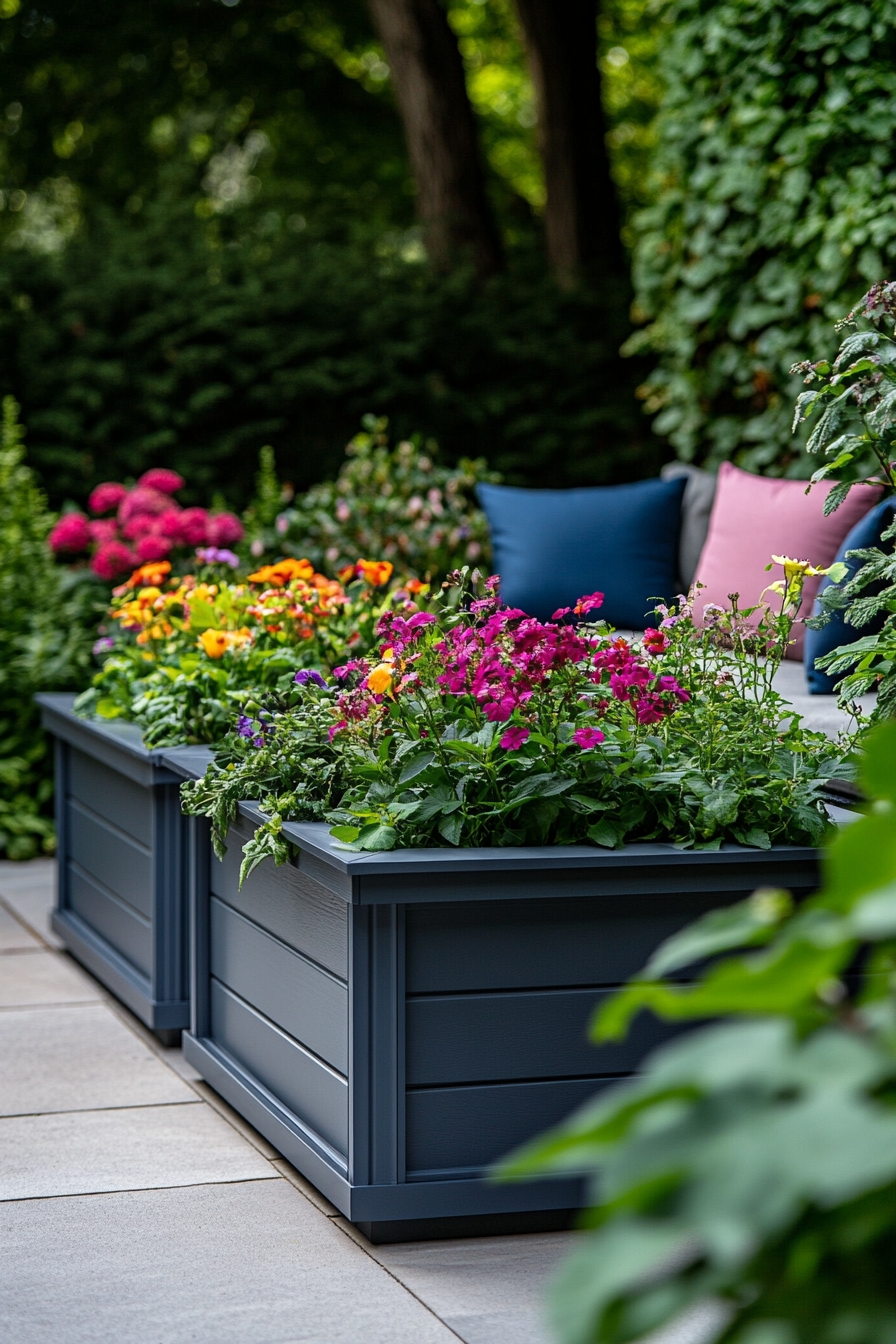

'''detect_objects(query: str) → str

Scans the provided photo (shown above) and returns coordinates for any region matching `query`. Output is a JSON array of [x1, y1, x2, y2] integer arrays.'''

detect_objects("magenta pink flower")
[[178, 507, 210, 546], [573, 726, 605, 749], [135, 534, 173, 562], [642, 628, 669, 655], [206, 512, 244, 547], [499, 726, 530, 750], [88, 482, 128, 515], [154, 508, 185, 540], [137, 468, 185, 495], [118, 487, 170, 523], [91, 540, 136, 580], [121, 514, 156, 541], [328, 720, 348, 742], [87, 519, 118, 545], [48, 512, 90, 553]]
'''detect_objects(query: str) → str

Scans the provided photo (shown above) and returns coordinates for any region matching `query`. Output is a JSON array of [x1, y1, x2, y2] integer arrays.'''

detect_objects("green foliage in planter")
[[0, 397, 96, 858], [503, 719, 896, 1344], [628, 0, 896, 476], [267, 416, 499, 579], [181, 570, 850, 881]]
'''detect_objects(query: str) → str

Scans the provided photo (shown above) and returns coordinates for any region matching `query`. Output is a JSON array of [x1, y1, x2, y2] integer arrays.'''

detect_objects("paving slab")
[[0, 949, 102, 1008], [0, 858, 60, 948], [367, 1230, 575, 1344], [0, 1102, 278, 1200], [0, 1005, 195, 1116], [0, 1180, 460, 1344], [0, 904, 41, 952]]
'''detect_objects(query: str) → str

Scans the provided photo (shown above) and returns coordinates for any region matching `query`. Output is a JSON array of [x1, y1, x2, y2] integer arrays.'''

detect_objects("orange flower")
[[366, 665, 393, 694], [113, 561, 172, 596], [337, 563, 356, 584], [357, 560, 394, 588], [404, 578, 428, 594], [198, 627, 253, 659], [247, 558, 314, 587]]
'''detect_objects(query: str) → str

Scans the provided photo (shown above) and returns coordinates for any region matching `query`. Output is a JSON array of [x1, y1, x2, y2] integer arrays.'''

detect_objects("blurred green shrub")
[[628, 0, 896, 476], [266, 416, 499, 579], [0, 397, 98, 859], [0, 211, 652, 510]]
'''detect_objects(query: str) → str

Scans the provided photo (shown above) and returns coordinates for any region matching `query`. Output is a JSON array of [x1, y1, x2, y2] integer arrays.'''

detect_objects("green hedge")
[[628, 0, 896, 475], [0, 212, 654, 508]]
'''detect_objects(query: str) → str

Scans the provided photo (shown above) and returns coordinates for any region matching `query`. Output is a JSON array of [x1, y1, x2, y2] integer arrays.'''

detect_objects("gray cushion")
[[661, 461, 717, 589]]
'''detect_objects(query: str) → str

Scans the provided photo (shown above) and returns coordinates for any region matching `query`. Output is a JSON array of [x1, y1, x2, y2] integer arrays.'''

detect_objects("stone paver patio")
[[0, 859, 573, 1344]]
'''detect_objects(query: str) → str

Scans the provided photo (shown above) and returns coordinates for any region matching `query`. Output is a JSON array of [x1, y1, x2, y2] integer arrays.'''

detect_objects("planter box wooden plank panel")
[[210, 896, 348, 1072], [68, 863, 152, 977], [174, 808, 822, 1239], [38, 694, 200, 1034], [406, 1077, 605, 1177], [209, 978, 348, 1156], [406, 987, 680, 1086], [67, 799, 153, 919], [211, 819, 348, 980], [405, 892, 742, 995], [68, 747, 152, 847]]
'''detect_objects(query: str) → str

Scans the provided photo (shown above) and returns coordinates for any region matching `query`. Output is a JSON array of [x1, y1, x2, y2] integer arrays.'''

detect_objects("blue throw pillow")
[[805, 497, 896, 694], [477, 478, 686, 628]]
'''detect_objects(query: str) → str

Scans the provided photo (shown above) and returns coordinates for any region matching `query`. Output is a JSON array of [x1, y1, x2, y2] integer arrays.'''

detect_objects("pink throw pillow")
[[693, 463, 882, 660]]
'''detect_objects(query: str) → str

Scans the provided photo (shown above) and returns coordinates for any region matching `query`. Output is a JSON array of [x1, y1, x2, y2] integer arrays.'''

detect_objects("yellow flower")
[[367, 664, 393, 695], [357, 559, 394, 588], [198, 627, 253, 659], [766, 555, 837, 608]]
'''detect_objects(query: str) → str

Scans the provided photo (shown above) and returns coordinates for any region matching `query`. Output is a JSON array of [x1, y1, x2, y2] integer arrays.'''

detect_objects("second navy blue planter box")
[[165, 746, 820, 1242], [37, 694, 208, 1036]]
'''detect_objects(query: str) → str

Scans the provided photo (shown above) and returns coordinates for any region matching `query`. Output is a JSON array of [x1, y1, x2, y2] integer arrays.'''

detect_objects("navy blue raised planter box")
[[164, 747, 819, 1241], [37, 694, 209, 1037]]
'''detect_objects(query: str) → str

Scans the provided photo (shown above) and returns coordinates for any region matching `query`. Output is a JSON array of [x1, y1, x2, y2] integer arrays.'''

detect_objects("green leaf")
[[187, 599, 219, 633], [329, 825, 360, 843], [356, 822, 397, 851], [438, 812, 464, 845], [398, 752, 435, 785], [588, 819, 621, 848]]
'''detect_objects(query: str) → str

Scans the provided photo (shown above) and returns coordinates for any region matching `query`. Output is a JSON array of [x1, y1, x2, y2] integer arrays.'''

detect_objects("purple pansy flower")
[[93, 637, 115, 656], [295, 669, 328, 689]]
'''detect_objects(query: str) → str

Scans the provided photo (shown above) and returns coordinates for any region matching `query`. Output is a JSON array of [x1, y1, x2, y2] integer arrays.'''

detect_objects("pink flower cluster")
[[591, 638, 689, 725], [48, 469, 244, 580], [433, 595, 596, 749]]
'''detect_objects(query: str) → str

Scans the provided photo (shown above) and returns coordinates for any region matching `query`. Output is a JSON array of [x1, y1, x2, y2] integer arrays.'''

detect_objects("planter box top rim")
[[236, 809, 819, 877], [37, 693, 211, 768]]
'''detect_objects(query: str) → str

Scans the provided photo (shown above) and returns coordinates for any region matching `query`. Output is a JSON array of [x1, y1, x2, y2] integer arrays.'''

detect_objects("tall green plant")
[[502, 722, 896, 1344], [0, 396, 95, 858], [628, 0, 896, 476]]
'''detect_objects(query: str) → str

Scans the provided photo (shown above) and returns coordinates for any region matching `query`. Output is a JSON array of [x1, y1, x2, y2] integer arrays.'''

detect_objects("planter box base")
[[182, 1030, 582, 1240], [53, 907, 189, 1037]]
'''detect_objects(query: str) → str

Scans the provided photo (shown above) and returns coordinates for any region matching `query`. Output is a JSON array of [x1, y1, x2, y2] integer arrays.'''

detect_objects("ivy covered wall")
[[628, 0, 896, 476]]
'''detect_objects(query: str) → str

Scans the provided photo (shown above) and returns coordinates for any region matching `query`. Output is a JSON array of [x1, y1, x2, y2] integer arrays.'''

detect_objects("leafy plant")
[[182, 565, 850, 882], [792, 282, 896, 713], [271, 416, 499, 579], [628, 0, 896, 476], [501, 717, 896, 1344], [0, 396, 96, 858]]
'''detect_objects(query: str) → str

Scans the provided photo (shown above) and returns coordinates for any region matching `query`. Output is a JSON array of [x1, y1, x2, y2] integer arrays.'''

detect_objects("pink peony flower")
[[206, 511, 244, 547], [499, 726, 530, 750], [87, 519, 118, 545], [88, 482, 128, 515], [178, 507, 210, 546], [154, 508, 185, 540], [137, 468, 185, 495], [573, 726, 605, 750], [121, 514, 158, 541], [118, 486, 171, 523], [91, 540, 136, 580], [49, 512, 91, 553], [135, 534, 173, 562]]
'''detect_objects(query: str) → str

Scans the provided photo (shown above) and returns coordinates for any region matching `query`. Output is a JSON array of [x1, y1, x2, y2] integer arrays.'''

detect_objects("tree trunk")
[[513, 0, 622, 286], [367, 0, 503, 278]]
